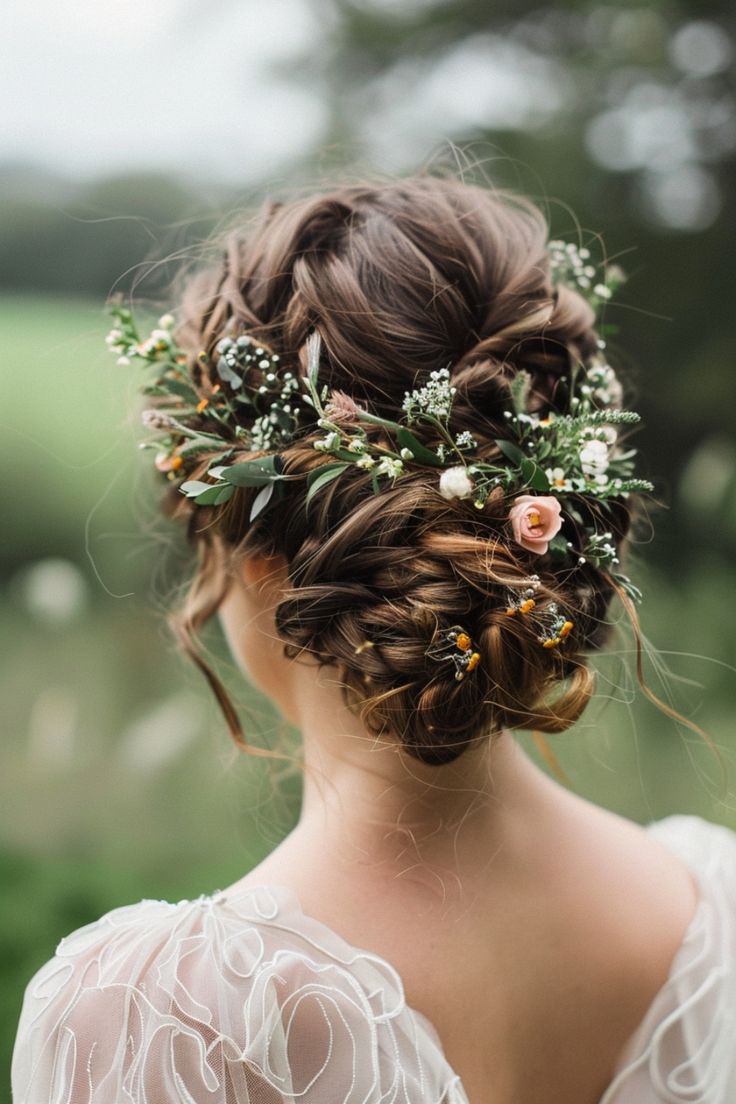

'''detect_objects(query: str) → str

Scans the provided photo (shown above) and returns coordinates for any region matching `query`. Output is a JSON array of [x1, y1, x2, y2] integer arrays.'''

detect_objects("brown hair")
[[153, 173, 716, 771]]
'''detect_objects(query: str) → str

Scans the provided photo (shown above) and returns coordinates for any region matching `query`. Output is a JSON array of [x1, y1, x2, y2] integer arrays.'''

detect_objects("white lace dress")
[[11, 814, 736, 1103]]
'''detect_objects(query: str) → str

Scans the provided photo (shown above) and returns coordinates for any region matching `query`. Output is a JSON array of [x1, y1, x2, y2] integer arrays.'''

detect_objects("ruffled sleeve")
[[11, 885, 466, 1104]]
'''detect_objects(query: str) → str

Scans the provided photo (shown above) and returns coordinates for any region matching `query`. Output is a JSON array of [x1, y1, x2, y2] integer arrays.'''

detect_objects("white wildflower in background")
[[439, 466, 474, 500]]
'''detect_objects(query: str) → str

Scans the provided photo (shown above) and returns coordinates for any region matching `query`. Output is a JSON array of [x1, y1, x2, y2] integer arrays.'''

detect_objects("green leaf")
[[548, 533, 570, 560], [163, 378, 199, 403], [355, 410, 403, 433], [613, 573, 643, 604], [249, 482, 275, 521], [494, 438, 525, 466], [181, 482, 234, 505], [221, 455, 284, 487], [305, 462, 349, 506], [396, 427, 444, 466], [370, 467, 381, 495], [177, 439, 221, 460], [521, 461, 551, 492], [180, 480, 213, 498]]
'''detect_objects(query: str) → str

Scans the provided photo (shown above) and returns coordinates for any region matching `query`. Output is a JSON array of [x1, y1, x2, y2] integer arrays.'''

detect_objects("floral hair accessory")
[[105, 237, 652, 604], [534, 603, 575, 650], [425, 626, 481, 682], [504, 574, 541, 616], [508, 495, 563, 555], [502, 575, 573, 649]]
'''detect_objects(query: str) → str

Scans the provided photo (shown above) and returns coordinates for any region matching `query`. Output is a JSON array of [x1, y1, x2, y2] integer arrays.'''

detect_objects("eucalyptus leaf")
[[249, 482, 275, 521], [191, 483, 233, 506], [222, 455, 284, 487], [180, 480, 214, 498]]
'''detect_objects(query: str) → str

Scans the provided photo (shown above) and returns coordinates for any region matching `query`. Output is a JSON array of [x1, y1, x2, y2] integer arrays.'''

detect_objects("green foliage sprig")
[[105, 240, 654, 600]]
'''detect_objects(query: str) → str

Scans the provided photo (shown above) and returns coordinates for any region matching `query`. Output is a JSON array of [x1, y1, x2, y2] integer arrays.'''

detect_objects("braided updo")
[[162, 175, 644, 766]]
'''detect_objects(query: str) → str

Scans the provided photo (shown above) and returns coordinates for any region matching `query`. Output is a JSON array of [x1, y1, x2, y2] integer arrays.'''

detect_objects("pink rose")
[[508, 495, 563, 554]]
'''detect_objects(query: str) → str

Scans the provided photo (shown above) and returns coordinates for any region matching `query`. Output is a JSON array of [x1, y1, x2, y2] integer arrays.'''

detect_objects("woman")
[[11, 175, 736, 1103]]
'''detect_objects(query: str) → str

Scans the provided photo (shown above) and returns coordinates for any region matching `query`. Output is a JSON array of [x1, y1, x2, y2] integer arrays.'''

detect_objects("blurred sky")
[[4, 0, 327, 182], [4, 1, 734, 233]]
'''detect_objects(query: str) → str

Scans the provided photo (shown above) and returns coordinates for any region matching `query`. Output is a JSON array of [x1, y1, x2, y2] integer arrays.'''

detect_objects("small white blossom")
[[313, 431, 340, 452], [594, 284, 612, 299], [580, 439, 609, 479], [545, 466, 573, 491], [400, 447, 414, 460], [117, 355, 130, 366], [158, 313, 175, 328], [438, 465, 474, 500], [376, 456, 404, 478], [401, 367, 456, 421], [355, 454, 376, 469], [455, 429, 478, 449]]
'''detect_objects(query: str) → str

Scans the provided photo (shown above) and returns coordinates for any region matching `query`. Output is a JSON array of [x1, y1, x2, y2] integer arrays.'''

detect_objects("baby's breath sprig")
[[547, 239, 626, 309]]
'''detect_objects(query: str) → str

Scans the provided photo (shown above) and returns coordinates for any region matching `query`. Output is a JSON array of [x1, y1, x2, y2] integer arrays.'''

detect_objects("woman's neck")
[[289, 661, 570, 896]]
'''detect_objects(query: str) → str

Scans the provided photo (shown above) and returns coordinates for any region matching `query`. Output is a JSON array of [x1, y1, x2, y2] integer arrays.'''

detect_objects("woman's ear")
[[239, 552, 289, 596]]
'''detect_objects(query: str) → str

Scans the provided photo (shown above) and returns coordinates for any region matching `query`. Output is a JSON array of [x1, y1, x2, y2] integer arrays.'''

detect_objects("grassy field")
[[2, 294, 735, 1101]]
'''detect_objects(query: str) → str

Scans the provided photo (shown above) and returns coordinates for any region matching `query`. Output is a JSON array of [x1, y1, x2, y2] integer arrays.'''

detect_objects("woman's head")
[[144, 174, 644, 766]]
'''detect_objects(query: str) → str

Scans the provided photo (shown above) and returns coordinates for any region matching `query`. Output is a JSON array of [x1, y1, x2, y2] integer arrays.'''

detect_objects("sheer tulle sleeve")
[[11, 886, 466, 1104], [600, 815, 736, 1103]]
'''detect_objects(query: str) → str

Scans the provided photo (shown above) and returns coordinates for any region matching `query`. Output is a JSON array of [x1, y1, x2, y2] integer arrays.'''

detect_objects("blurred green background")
[[3, 0, 736, 1097]]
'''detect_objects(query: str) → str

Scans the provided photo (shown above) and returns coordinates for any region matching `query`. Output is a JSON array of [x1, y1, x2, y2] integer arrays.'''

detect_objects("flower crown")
[[105, 240, 652, 606]]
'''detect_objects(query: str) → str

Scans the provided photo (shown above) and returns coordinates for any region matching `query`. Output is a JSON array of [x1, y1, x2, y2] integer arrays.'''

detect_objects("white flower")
[[355, 454, 376, 469], [455, 430, 478, 449], [579, 439, 609, 478], [313, 431, 340, 452], [438, 465, 474, 500], [594, 284, 612, 299], [545, 466, 573, 491], [401, 367, 456, 421], [116, 355, 130, 366], [399, 447, 414, 460], [158, 313, 175, 328], [376, 456, 404, 478]]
